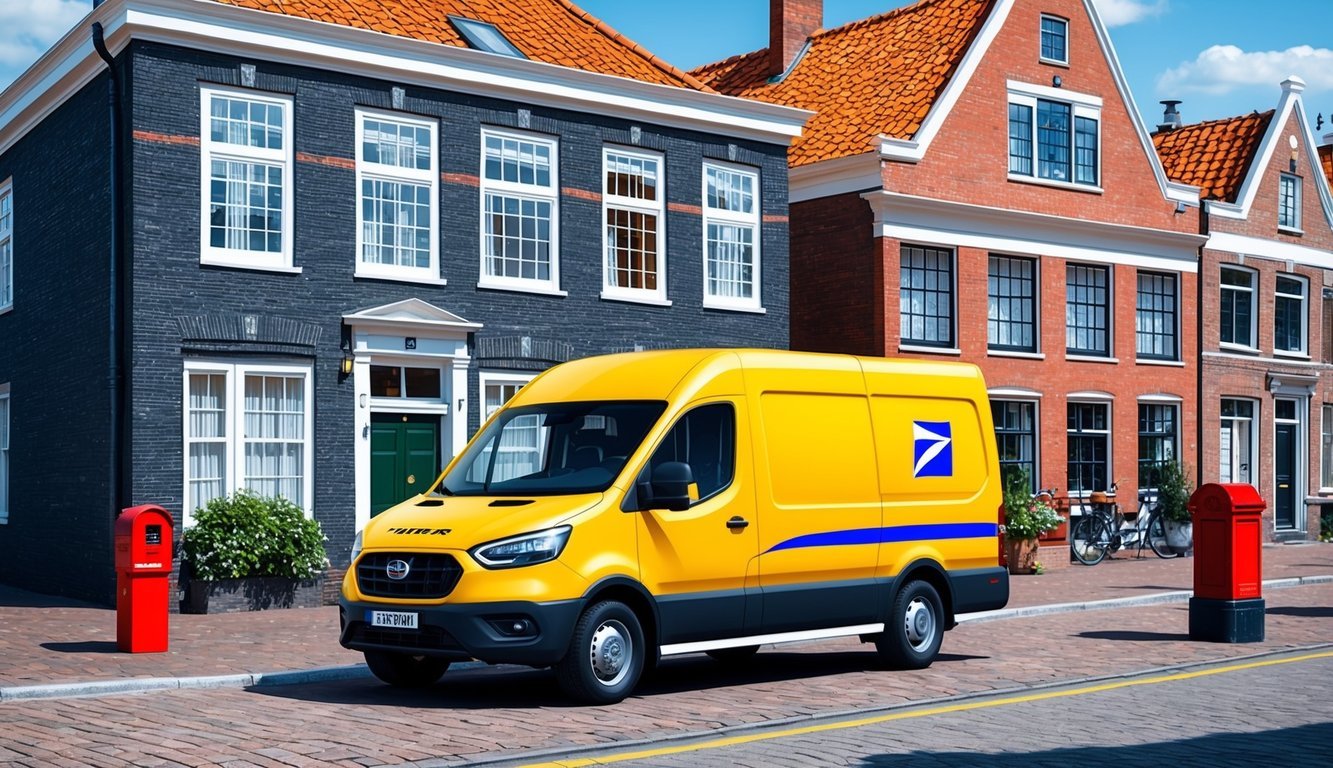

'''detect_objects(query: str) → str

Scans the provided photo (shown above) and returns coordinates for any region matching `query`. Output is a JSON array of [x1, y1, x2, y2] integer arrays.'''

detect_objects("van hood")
[[363, 493, 603, 551]]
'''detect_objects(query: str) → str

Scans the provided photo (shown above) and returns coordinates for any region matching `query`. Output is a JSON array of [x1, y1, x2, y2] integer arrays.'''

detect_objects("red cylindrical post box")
[[114, 505, 173, 653], [1188, 483, 1265, 642]]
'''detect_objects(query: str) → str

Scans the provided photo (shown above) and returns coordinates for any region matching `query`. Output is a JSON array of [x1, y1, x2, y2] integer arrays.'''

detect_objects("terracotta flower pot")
[[1004, 537, 1039, 575]]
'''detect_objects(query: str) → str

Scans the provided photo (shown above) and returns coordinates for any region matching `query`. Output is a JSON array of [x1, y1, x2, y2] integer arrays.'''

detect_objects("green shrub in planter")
[[1001, 466, 1063, 540], [182, 490, 329, 581], [1155, 459, 1194, 524]]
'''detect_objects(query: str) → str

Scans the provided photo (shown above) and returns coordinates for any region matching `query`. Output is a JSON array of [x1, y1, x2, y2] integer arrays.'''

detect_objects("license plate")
[[367, 610, 418, 629]]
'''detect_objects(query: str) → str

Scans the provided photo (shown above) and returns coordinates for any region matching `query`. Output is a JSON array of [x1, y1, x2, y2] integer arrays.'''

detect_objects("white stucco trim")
[[0, 0, 811, 159], [862, 190, 1205, 272], [1205, 231, 1333, 271]]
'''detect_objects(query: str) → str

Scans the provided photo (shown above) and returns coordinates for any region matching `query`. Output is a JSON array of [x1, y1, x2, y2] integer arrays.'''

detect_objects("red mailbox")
[[1188, 483, 1265, 643], [114, 505, 173, 653]]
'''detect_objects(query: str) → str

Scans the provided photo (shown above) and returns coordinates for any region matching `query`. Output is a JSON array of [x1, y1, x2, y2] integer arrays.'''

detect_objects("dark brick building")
[[0, 0, 806, 603]]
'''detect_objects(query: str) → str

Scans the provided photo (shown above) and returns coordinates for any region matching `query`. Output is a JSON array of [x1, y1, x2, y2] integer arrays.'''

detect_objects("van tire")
[[706, 645, 760, 663], [556, 600, 645, 704], [875, 580, 943, 670], [363, 650, 450, 688]]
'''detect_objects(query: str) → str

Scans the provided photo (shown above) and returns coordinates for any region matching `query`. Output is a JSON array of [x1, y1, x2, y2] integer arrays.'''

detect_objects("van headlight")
[[350, 530, 364, 562], [470, 526, 571, 569]]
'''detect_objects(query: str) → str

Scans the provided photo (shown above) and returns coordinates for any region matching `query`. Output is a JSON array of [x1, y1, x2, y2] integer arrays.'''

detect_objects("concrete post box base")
[[1188, 597, 1265, 643]]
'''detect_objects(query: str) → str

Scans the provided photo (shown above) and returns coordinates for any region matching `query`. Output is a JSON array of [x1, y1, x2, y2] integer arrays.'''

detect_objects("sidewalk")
[[2, 542, 1330, 699]]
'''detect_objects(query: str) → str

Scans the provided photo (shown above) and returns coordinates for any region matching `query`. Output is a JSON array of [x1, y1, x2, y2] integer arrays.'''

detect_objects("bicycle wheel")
[[1071, 515, 1110, 566], [1146, 513, 1178, 559]]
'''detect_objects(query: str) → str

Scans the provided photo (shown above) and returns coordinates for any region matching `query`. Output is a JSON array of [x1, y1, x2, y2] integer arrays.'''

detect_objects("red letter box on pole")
[[114, 505, 173, 653], [1188, 483, 1265, 643]]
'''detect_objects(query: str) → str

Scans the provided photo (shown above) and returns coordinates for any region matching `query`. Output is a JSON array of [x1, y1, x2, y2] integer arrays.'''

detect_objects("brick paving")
[[1, 542, 1329, 689]]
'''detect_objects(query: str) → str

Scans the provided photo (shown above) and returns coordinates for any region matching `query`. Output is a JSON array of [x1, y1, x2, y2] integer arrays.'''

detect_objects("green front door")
[[371, 413, 440, 516]]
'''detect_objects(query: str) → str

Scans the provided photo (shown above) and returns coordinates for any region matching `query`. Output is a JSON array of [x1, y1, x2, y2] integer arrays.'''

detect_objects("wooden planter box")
[[182, 576, 323, 614]]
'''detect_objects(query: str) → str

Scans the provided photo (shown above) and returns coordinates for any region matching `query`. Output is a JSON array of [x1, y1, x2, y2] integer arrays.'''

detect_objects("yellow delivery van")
[[340, 349, 1008, 703]]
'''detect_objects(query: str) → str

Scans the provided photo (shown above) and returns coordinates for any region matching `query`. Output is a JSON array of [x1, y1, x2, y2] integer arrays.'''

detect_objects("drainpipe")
[[92, 22, 129, 517], [1197, 202, 1209, 484]]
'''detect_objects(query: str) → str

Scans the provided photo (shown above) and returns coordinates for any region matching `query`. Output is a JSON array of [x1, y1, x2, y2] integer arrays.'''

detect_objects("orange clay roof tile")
[[1151, 110, 1274, 203], [211, 0, 710, 91], [691, 0, 993, 167]]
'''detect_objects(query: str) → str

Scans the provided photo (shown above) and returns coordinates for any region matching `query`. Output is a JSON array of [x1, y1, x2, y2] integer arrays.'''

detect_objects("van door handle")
[[726, 516, 749, 530]]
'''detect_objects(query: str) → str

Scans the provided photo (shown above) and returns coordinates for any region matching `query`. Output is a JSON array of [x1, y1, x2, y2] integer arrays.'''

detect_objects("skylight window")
[[449, 17, 526, 59]]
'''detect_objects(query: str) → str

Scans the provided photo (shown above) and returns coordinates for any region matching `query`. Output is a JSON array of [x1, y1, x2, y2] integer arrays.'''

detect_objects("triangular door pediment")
[[343, 298, 482, 333]]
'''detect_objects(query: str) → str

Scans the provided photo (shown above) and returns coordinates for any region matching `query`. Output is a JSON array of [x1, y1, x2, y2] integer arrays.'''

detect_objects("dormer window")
[[449, 17, 526, 59], [1040, 15, 1068, 65]]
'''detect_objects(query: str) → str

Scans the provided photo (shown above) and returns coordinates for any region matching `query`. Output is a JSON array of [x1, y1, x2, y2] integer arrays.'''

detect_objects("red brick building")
[[1155, 78, 1333, 541], [695, 0, 1208, 545]]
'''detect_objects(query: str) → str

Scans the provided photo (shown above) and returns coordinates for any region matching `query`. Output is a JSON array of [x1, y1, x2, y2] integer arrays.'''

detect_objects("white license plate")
[[367, 610, 418, 629]]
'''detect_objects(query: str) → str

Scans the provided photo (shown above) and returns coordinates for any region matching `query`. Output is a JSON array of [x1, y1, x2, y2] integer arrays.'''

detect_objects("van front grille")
[[357, 553, 462, 599]]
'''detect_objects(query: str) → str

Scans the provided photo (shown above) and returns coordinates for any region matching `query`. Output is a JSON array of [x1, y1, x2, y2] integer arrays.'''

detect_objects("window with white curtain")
[[475, 372, 541, 483], [702, 161, 761, 310], [479, 128, 559, 292], [184, 361, 312, 523], [0, 385, 9, 524], [200, 87, 293, 270], [355, 109, 438, 281]]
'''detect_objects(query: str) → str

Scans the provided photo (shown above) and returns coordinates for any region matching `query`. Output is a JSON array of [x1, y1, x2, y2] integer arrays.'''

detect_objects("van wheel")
[[875, 580, 943, 670], [556, 600, 645, 704], [706, 645, 760, 663], [364, 650, 450, 688]]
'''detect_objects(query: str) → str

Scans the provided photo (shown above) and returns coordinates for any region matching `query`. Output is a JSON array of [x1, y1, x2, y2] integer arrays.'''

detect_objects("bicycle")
[[1069, 483, 1177, 565]]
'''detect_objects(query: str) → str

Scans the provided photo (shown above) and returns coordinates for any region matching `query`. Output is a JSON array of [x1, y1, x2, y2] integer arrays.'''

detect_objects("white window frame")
[[1274, 273, 1308, 357], [1039, 14, 1069, 66], [1067, 397, 1112, 507], [1279, 172, 1302, 233], [0, 179, 12, 313], [0, 383, 9, 524], [601, 146, 667, 305], [1007, 83, 1102, 190], [1137, 397, 1181, 492], [900, 243, 958, 350], [477, 127, 562, 295], [354, 108, 441, 285], [182, 360, 314, 526], [199, 86, 295, 272], [477, 371, 542, 480], [1219, 264, 1258, 351], [1220, 397, 1258, 485], [702, 160, 762, 312], [1322, 403, 1333, 492]]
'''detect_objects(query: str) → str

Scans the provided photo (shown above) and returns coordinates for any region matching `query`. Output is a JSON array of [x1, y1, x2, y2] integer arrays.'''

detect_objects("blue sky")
[[3, 1, 1333, 130]]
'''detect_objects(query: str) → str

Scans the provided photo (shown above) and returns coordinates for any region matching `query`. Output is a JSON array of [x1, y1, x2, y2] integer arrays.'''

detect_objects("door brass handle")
[[726, 516, 749, 530], [407, 475, 416, 485]]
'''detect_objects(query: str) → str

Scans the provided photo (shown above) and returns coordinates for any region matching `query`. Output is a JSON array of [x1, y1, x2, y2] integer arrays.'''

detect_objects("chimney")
[[1158, 100, 1182, 132], [769, 0, 821, 79]]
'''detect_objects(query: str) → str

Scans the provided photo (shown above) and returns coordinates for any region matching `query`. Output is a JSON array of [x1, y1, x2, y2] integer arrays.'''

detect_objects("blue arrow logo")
[[913, 421, 953, 478]]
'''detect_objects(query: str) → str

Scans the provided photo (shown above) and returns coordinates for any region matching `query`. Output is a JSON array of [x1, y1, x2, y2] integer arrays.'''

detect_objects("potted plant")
[[1155, 459, 1194, 555], [180, 490, 329, 613], [1001, 467, 1063, 574]]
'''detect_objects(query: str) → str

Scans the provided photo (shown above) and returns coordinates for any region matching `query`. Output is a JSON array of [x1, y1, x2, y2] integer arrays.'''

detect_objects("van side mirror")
[[638, 461, 694, 512]]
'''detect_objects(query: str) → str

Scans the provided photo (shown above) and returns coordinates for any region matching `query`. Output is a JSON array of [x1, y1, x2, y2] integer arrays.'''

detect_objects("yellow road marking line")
[[521, 651, 1333, 767]]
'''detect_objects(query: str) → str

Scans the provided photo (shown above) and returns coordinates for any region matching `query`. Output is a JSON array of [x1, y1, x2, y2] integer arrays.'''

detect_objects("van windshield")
[[439, 400, 667, 496]]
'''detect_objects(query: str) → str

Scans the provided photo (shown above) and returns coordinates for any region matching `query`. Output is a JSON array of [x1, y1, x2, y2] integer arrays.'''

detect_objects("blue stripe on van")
[[765, 523, 1000, 553]]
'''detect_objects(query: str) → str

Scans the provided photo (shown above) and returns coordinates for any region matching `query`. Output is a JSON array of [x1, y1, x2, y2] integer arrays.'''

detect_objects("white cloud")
[[1093, 0, 1167, 27], [1157, 45, 1333, 95], [0, 0, 88, 78]]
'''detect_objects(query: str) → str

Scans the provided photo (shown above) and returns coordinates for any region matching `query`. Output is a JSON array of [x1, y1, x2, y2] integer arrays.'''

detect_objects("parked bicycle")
[[1069, 483, 1178, 565]]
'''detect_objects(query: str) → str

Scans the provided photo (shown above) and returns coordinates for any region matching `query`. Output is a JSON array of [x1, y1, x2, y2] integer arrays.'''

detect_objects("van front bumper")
[[339, 597, 583, 666]]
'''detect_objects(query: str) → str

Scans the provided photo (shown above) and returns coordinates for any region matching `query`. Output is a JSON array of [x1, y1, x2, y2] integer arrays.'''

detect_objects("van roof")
[[510, 348, 984, 405]]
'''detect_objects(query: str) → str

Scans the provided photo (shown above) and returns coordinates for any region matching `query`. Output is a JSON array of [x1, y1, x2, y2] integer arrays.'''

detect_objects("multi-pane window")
[[992, 400, 1036, 491], [1219, 266, 1256, 348], [1067, 402, 1109, 497], [1274, 274, 1307, 354], [0, 181, 11, 310], [356, 110, 438, 281], [200, 88, 292, 268], [1066, 263, 1109, 356], [480, 129, 559, 291], [901, 244, 955, 347], [184, 362, 312, 523], [0, 386, 8, 524], [988, 255, 1036, 352], [1219, 398, 1255, 484], [1136, 271, 1177, 360], [370, 365, 442, 399], [1279, 173, 1301, 230], [1323, 404, 1333, 489], [1138, 403, 1177, 490], [1008, 94, 1099, 186], [1040, 15, 1068, 64], [702, 162, 761, 309], [476, 373, 540, 483], [603, 149, 664, 301]]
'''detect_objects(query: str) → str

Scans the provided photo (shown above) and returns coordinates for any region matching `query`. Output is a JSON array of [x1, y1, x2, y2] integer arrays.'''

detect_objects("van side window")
[[648, 403, 735, 502]]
